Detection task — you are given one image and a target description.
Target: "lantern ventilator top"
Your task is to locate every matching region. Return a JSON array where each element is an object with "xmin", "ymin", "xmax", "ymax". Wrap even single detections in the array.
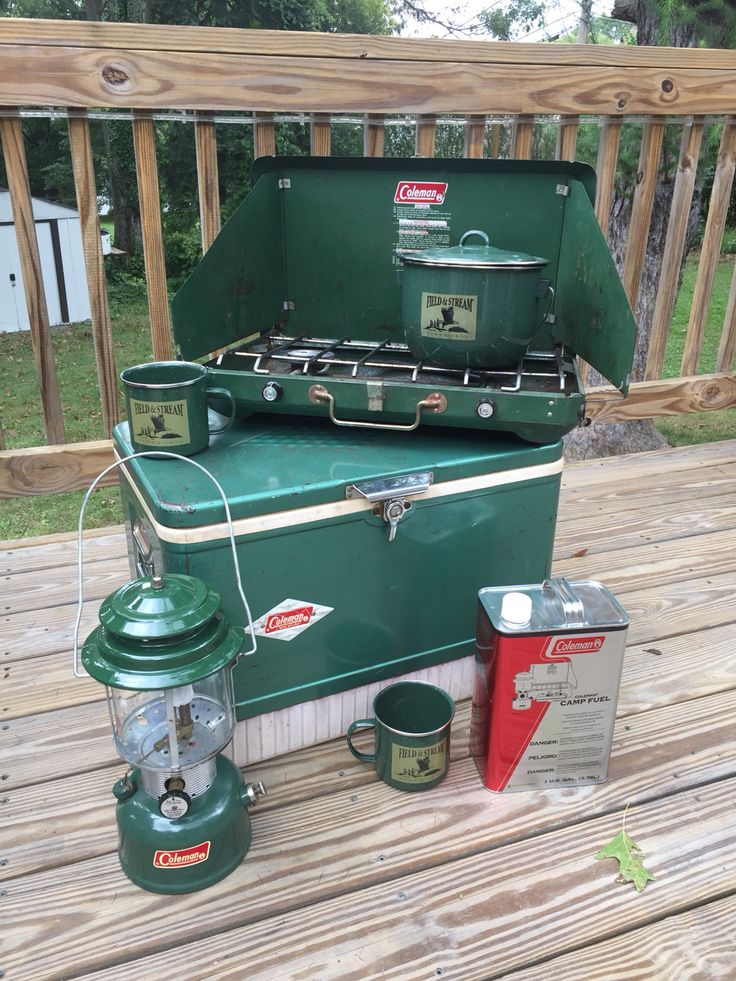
[{"xmin": 82, "ymin": 572, "xmax": 244, "ymax": 690}]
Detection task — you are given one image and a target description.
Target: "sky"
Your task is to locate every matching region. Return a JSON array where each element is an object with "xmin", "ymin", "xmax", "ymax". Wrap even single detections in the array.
[{"xmin": 400, "ymin": 0, "xmax": 616, "ymax": 43}]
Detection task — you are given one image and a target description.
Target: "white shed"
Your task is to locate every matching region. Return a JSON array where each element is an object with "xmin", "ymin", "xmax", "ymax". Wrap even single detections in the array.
[{"xmin": 0, "ymin": 189, "xmax": 92, "ymax": 332}]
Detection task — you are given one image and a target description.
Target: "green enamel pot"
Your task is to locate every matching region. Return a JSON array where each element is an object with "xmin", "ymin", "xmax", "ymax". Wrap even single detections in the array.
[{"xmin": 399, "ymin": 230, "xmax": 552, "ymax": 369}]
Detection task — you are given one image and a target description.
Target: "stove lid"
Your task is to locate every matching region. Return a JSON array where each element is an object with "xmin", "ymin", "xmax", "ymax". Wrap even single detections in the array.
[{"xmin": 172, "ymin": 157, "xmax": 635, "ymax": 393}]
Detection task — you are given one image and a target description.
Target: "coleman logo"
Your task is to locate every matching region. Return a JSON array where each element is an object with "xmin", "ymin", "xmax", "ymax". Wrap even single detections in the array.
[
  {"xmin": 394, "ymin": 181, "xmax": 448, "ymax": 205},
  {"xmin": 551, "ymin": 636, "xmax": 605, "ymax": 655},
  {"xmin": 153, "ymin": 841, "xmax": 211, "ymax": 868},
  {"xmin": 265, "ymin": 605, "xmax": 314, "ymax": 634}
]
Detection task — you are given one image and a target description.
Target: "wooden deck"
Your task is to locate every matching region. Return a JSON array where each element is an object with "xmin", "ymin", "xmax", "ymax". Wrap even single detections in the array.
[{"xmin": 2, "ymin": 439, "xmax": 736, "ymax": 980}]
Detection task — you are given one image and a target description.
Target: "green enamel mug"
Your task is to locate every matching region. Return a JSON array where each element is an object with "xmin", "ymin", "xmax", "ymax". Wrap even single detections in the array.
[
  {"xmin": 121, "ymin": 361, "xmax": 236, "ymax": 456},
  {"xmin": 346, "ymin": 681, "xmax": 455, "ymax": 791}
]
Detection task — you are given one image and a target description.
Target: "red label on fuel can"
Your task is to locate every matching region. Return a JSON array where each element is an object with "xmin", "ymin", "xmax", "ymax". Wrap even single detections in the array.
[
  {"xmin": 153, "ymin": 841, "xmax": 211, "ymax": 868},
  {"xmin": 394, "ymin": 181, "xmax": 448, "ymax": 205}
]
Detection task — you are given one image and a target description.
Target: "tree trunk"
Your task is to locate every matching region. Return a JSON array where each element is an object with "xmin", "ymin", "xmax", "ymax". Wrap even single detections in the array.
[{"xmin": 565, "ymin": 0, "xmax": 698, "ymax": 461}]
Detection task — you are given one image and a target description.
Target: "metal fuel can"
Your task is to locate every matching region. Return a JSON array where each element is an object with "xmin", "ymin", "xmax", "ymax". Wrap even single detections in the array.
[{"xmin": 470, "ymin": 578, "xmax": 629, "ymax": 792}]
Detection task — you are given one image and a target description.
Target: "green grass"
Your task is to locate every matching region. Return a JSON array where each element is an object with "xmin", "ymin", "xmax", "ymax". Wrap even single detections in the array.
[
  {"xmin": 0, "ymin": 257, "xmax": 734, "ymax": 540},
  {"xmin": 0, "ymin": 283, "xmax": 152, "ymax": 540}
]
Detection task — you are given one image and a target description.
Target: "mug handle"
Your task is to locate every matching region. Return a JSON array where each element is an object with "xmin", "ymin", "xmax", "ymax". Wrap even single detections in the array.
[
  {"xmin": 346, "ymin": 719, "xmax": 376, "ymax": 763},
  {"xmin": 206, "ymin": 387, "xmax": 236, "ymax": 435}
]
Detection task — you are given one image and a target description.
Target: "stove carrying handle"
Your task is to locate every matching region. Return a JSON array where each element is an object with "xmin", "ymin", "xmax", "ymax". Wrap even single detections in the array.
[{"xmin": 308, "ymin": 384, "xmax": 447, "ymax": 431}]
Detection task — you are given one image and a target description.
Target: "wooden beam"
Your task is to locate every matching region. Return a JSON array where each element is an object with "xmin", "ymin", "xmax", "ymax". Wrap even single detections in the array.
[
  {"xmin": 511, "ymin": 115, "xmax": 534, "ymax": 159},
  {"xmin": 362, "ymin": 114, "xmax": 384, "ymax": 156},
  {"xmin": 3, "ymin": 19, "xmax": 736, "ymax": 71},
  {"xmin": 310, "ymin": 113, "xmax": 331, "ymax": 156},
  {"xmin": 0, "ymin": 440, "xmax": 115, "ymax": 498},
  {"xmin": 682, "ymin": 117, "xmax": 736, "ymax": 376},
  {"xmin": 645, "ymin": 117, "xmax": 705, "ymax": 380},
  {"xmin": 253, "ymin": 112, "xmax": 276, "ymax": 158},
  {"xmin": 463, "ymin": 114, "xmax": 486, "ymax": 158},
  {"xmin": 622, "ymin": 118, "xmax": 665, "ymax": 310},
  {"xmin": 132, "ymin": 110, "xmax": 172, "ymax": 361},
  {"xmin": 585, "ymin": 372, "xmax": 736, "ymax": 423},
  {"xmin": 67, "ymin": 109, "xmax": 119, "ymax": 438},
  {"xmin": 555, "ymin": 115, "xmax": 579, "ymax": 160},
  {"xmin": 594, "ymin": 116, "xmax": 622, "ymax": 235},
  {"xmin": 0, "ymin": 110, "xmax": 65, "ymax": 445},
  {"xmin": 2, "ymin": 46, "xmax": 736, "ymax": 115},
  {"xmin": 194, "ymin": 111, "xmax": 221, "ymax": 253},
  {"xmin": 415, "ymin": 114, "xmax": 436, "ymax": 157}
]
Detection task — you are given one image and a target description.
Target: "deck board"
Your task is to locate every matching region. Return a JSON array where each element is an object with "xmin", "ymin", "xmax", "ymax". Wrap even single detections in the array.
[{"xmin": 1, "ymin": 439, "xmax": 735, "ymax": 980}]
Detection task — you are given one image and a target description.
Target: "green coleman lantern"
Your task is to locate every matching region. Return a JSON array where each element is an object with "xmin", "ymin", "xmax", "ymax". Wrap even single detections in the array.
[{"xmin": 82, "ymin": 571, "xmax": 266, "ymax": 894}]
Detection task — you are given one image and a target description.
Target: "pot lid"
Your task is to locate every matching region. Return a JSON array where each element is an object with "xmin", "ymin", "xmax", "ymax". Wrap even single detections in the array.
[
  {"xmin": 82, "ymin": 573, "xmax": 244, "ymax": 689},
  {"xmin": 401, "ymin": 229, "xmax": 548, "ymax": 269}
]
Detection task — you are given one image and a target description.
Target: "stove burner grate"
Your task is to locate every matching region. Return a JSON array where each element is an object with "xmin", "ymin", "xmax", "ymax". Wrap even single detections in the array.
[{"xmin": 217, "ymin": 333, "xmax": 576, "ymax": 394}]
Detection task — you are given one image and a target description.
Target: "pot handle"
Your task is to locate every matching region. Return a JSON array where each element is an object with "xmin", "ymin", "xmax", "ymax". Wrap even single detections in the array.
[
  {"xmin": 459, "ymin": 229, "xmax": 490, "ymax": 248},
  {"xmin": 536, "ymin": 279, "xmax": 556, "ymax": 329}
]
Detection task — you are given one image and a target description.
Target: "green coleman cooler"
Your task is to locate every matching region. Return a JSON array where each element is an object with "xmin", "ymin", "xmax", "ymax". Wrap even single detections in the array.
[{"xmin": 114, "ymin": 415, "xmax": 563, "ymax": 764}]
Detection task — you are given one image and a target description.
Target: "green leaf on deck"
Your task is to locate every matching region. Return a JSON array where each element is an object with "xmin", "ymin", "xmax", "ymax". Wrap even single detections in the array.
[{"xmin": 595, "ymin": 829, "xmax": 656, "ymax": 892}]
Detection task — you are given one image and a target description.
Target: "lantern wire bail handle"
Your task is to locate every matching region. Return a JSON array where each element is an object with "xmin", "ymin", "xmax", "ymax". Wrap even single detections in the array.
[{"xmin": 72, "ymin": 451, "xmax": 258, "ymax": 679}]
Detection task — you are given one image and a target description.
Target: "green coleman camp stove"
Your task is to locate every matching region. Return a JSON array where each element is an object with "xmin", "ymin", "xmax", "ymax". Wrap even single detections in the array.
[{"xmin": 81, "ymin": 570, "xmax": 266, "ymax": 894}]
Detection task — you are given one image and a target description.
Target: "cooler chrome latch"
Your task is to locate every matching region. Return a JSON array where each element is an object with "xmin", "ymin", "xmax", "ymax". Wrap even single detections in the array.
[{"xmin": 346, "ymin": 472, "xmax": 434, "ymax": 542}]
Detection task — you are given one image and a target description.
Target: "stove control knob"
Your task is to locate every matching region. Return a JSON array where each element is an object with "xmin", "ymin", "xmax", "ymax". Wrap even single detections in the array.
[
  {"xmin": 159, "ymin": 789, "xmax": 191, "ymax": 820},
  {"xmin": 262, "ymin": 382, "xmax": 283, "ymax": 403},
  {"xmin": 476, "ymin": 399, "xmax": 496, "ymax": 420}
]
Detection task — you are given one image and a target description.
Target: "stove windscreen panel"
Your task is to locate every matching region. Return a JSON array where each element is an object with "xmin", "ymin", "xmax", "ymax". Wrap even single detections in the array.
[{"xmin": 174, "ymin": 159, "xmax": 587, "ymax": 356}]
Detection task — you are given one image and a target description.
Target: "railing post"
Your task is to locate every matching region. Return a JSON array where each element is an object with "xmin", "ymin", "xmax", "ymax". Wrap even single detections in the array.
[
  {"xmin": 254, "ymin": 112, "xmax": 276, "ymax": 159},
  {"xmin": 594, "ymin": 117, "xmax": 622, "ymax": 235},
  {"xmin": 194, "ymin": 111, "xmax": 221, "ymax": 253},
  {"xmin": 682, "ymin": 117, "xmax": 736, "ymax": 376},
  {"xmin": 464, "ymin": 115, "xmax": 486, "ymax": 159},
  {"xmin": 363, "ymin": 114, "xmax": 384, "ymax": 157},
  {"xmin": 68, "ymin": 108, "xmax": 119, "ymax": 437},
  {"xmin": 132, "ymin": 109, "xmax": 172, "ymax": 361},
  {"xmin": 415, "ymin": 115, "xmax": 437, "ymax": 157},
  {"xmin": 622, "ymin": 118, "xmax": 666, "ymax": 311},
  {"xmin": 310, "ymin": 114, "xmax": 331, "ymax": 156},
  {"xmin": 0, "ymin": 109, "xmax": 66, "ymax": 445},
  {"xmin": 646, "ymin": 117, "xmax": 705, "ymax": 380}
]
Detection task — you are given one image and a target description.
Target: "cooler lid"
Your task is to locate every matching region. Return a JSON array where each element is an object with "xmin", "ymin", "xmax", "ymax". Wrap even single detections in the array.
[
  {"xmin": 479, "ymin": 578, "xmax": 629, "ymax": 634},
  {"xmin": 114, "ymin": 415, "xmax": 562, "ymax": 530}
]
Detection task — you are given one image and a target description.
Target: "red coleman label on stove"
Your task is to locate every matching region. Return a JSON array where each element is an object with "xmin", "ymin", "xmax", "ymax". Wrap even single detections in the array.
[
  {"xmin": 265, "ymin": 606, "xmax": 314, "ymax": 633},
  {"xmin": 551, "ymin": 635, "xmax": 605, "ymax": 655},
  {"xmin": 394, "ymin": 181, "xmax": 448, "ymax": 205},
  {"xmin": 252, "ymin": 597, "xmax": 334, "ymax": 642},
  {"xmin": 153, "ymin": 841, "xmax": 211, "ymax": 868}
]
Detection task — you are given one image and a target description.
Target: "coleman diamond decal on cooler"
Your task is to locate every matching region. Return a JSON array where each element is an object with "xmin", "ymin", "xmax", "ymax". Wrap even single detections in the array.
[{"xmin": 252, "ymin": 598, "xmax": 334, "ymax": 642}]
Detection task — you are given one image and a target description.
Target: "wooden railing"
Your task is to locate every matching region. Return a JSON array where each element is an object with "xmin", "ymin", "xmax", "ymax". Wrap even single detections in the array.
[{"xmin": 1, "ymin": 18, "xmax": 735, "ymax": 497}]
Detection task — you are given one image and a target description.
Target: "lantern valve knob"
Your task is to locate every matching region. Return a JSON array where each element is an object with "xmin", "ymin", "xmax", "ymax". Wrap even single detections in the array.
[{"xmin": 242, "ymin": 780, "xmax": 267, "ymax": 808}]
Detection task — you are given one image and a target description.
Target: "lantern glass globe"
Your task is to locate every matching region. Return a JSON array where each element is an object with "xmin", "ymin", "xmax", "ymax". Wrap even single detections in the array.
[{"xmin": 108, "ymin": 666, "xmax": 235, "ymax": 771}]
